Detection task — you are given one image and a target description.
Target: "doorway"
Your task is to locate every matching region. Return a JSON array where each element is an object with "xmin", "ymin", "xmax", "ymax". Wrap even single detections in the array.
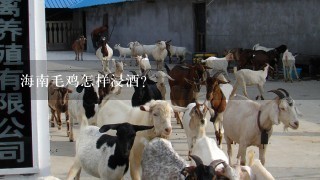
[{"xmin": 193, "ymin": 3, "xmax": 206, "ymax": 52}]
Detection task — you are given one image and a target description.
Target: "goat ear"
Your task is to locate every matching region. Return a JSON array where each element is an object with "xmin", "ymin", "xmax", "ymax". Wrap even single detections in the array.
[
  {"xmin": 99, "ymin": 123, "xmax": 121, "ymax": 133},
  {"xmin": 76, "ymin": 85, "xmax": 84, "ymax": 93},
  {"xmin": 140, "ymin": 105, "xmax": 151, "ymax": 112},
  {"xmin": 132, "ymin": 125, "xmax": 154, "ymax": 132}
]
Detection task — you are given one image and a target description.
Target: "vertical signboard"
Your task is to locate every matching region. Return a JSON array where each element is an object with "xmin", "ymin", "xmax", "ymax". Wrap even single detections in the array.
[{"xmin": 0, "ymin": 0, "xmax": 33, "ymax": 169}]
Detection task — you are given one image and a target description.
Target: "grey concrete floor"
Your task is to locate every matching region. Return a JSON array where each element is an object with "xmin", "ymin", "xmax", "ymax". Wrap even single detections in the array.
[{"xmin": 48, "ymin": 51, "xmax": 320, "ymax": 180}]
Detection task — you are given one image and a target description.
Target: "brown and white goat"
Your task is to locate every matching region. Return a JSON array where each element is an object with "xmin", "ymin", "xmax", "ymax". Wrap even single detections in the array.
[
  {"xmin": 182, "ymin": 101, "xmax": 213, "ymax": 159},
  {"xmin": 48, "ymin": 80, "xmax": 73, "ymax": 140},
  {"xmin": 205, "ymin": 71, "xmax": 232, "ymax": 148}
]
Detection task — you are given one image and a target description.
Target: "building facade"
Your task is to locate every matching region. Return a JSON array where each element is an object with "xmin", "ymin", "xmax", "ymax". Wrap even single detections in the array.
[{"xmin": 72, "ymin": 0, "xmax": 319, "ymax": 57}]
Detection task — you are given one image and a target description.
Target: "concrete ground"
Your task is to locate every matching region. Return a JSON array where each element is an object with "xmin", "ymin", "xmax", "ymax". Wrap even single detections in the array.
[{"xmin": 48, "ymin": 51, "xmax": 320, "ymax": 180}]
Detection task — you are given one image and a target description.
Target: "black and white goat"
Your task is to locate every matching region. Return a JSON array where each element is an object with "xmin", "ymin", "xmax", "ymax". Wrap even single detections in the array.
[{"xmin": 67, "ymin": 122, "xmax": 153, "ymax": 180}]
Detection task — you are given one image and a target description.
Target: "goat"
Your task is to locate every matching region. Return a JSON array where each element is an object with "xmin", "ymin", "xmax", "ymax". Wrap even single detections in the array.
[
  {"xmin": 152, "ymin": 41, "xmax": 168, "ymax": 70},
  {"xmin": 129, "ymin": 71, "xmax": 163, "ymax": 107},
  {"xmin": 182, "ymin": 102, "xmax": 212, "ymax": 159},
  {"xmin": 66, "ymin": 120, "xmax": 153, "ymax": 180},
  {"xmin": 114, "ymin": 44, "xmax": 132, "ymax": 60},
  {"xmin": 91, "ymin": 25, "xmax": 108, "ymax": 50},
  {"xmin": 201, "ymin": 52, "xmax": 234, "ymax": 79},
  {"xmin": 189, "ymin": 125, "xmax": 241, "ymax": 179},
  {"xmin": 205, "ymin": 72, "xmax": 232, "ymax": 148},
  {"xmin": 165, "ymin": 63, "xmax": 210, "ymax": 127},
  {"xmin": 230, "ymin": 64, "xmax": 271, "ymax": 100},
  {"xmin": 223, "ymin": 89, "xmax": 300, "ymax": 165},
  {"xmin": 282, "ymin": 49, "xmax": 300, "ymax": 82},
  {"xmin": 141, "ymin": 137, "xmax": 225, "ymax": 180},
  {"xmin": 96, "ymin": 37, "xmax": 114, "ymax": 73},
  {"xmin": 129, "ymin": 41, "xmax": 144, "ymax": 66},
  {"xmin": 96, "ymin": 99, "xmax": 188, "ymax": 180},
  {"xmin": 112, "ymin": 61, "xmax": 125, "ymax": 95},
  {"xmin": 142, "ymin": 137, "xmax": 187, "ymax": 180},
  {"xmin": 72, "ymin": 35, "xmax": 86, "ymax": 61},
  {"xmin": 231, "ymin": 48, "xmax": 255, "ymax": 70},
  {"xmin": 135, "ymin": 54, "xmax": 151, "ymax": 75},
  {"xmin": 68, "ymin": 74, "xmax": 120, "ymax": 139},
  {"xmin": 149, "ymin": 71, "xmax": 174, "ymax": 100},
  {"xmin": 48, "ymin": 80, "xmax": 73, "ymax": 140},
  {"xmin": 165, "ymin": 41, "xmax": 191, "ymax": 64}
]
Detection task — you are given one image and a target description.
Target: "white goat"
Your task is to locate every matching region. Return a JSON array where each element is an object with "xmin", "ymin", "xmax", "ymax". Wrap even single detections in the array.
[
  {"xmin": 189, "ymin": 121, "xmax": 243, "ymax": 180},
  {"xmin": 168, "ymin": 45, "xmax": 191, "ymax": 63},
  {"xmin": 135, "ymin": 54, "xmax": 151, "ymax": 75},
  {"xmin": 96, "ymin": 98, "xmax": 188, "ymax": 179},
  {"xmin": 230, "ymin": 64, "xmax": 270, "ymax": 100},
  {"xmin": 252, "ymin": 44, "xmax": 273, "ymax": 52},
  {"xmin": 223, "ymin": 89, "xmax": 300, "ymax": 165},
  {"xmin": 114, "ymin": 44, "xmax": 131, "ymax": 60},
  {"xmin": 152, "ymin": 41, "xmax": 168, "ymax": 71},
  {"xmin": 66, "ymin": 116, "xmax": 153, "ymax": 179},
  {"xmin": 96, "ymin": 42, "xmax": 114, "ymax": 73},
  {"xmin": 282, "ymin": 49, "xmax": 300, "ymax": 82},
  {"xmin": 201, "ymin": 52, "xmax": 234, "ymax": 78},
  {"xmin": 182, "ymin": 102, "xmax": 211, "ymax": 158},
  {"xmin": 149, "ymin": 70, "xmax": 174, "ymax": 100},
  {"xmin": 241, "ymin": 150, "xmax": 275, "ymax": 180},
  {"xmin": 129, "ymin": 41, "xmax": 144, "ymax": 66}
]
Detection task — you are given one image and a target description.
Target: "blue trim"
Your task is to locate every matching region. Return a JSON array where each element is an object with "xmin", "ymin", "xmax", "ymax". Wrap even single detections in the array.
[
  {"xmin": 45, "ymin": 0, "xmax": 83, "ymax": 8},
  {"xmin": 70, "ymin": 0, "xmax": 135, "ymax": 9}
]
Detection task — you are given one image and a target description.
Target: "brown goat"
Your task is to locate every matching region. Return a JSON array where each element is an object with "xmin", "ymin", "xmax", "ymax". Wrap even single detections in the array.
[
  {"xmin": 165, "ymin": 63, "xmax": 210, "ymax": 128},
  {"xmin": 48, "ymin": 80, "xmax": 73, "ymax": 140},
  {"xmin": 72, "ymin": 35, "xmax": 86, "ymax": 61},
  {"xmin": 205, "ymin": 71, "xmax": 230, "ymax": 147}
]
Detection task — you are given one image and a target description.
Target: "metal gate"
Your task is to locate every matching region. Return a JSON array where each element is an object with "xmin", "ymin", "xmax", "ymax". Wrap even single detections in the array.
[{"xmin": 46, "ymin": 21, "xmax": 82, "ymax": 51}]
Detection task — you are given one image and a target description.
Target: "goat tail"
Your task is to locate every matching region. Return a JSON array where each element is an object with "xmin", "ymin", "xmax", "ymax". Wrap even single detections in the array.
[{"xmin": 164, "ymin": 63, "xmax": 170, "ymax": 74}]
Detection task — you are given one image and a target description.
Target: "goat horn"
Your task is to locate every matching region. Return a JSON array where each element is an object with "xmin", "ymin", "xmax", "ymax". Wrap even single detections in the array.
[
  {"xmin": 209, "ymin": 159, "xmax": 225, "ymax": 169},
  {"xmin": 189, "ymin": 155, "xmax": 203, "ymax": 166},
  {"xmin": 268, "ymin": 90, "xmax": 285, "ymax": 99},
  {"xmin": 277, "ymin": 88, "xmax": 290, "ymax": 97}
]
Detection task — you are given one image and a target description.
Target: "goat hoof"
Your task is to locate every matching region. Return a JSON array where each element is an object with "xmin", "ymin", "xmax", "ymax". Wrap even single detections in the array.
[
  {"xmin": 255, "ymin": 96, "xmax": 259, "ymax": 100},
  {"xmin": 51, "ymin": 123, "xmax": 55, "ymax": 127}
]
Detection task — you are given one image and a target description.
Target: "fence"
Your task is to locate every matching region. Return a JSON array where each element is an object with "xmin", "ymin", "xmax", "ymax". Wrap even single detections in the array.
[{"xmin": 46, "ymin": 21, "xmax": 83, "ymax": 51}]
